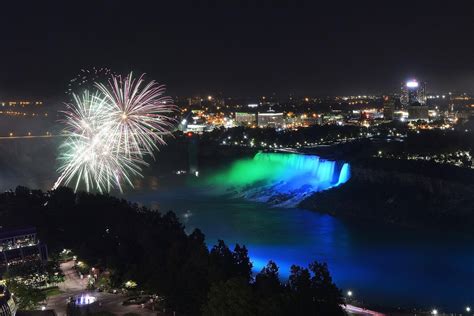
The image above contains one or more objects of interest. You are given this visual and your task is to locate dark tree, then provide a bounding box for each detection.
[254,261,281,297]
[202,278,255,316]
[287,262,346,316]
[254,261,286,316]
[310,262,345,315]
[208,240,235,283]
[233,244,252,282]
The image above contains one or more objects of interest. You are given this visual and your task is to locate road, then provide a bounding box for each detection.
[344,304,387,316]
[45,260,160,316]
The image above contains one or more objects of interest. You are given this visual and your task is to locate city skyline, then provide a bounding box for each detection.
[0,1,473,98]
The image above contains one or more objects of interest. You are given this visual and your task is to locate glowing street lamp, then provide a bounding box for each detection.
[347,290,353,297]
[431,309,438,315]
[466,306,471,312]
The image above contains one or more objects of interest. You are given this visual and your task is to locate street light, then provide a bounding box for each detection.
[466,306,471,312]
[431,309,438,315]
[347,290,353,297]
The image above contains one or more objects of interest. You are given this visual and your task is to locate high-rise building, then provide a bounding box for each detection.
[401,79,429,121]
[382,96,396,120]
[0,227,48,270]
[400,79,426,107]
[408,102,429,121]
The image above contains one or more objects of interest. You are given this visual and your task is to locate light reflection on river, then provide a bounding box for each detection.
[126,175,474,311]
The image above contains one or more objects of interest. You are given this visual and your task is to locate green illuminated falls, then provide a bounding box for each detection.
[206,152,350,207]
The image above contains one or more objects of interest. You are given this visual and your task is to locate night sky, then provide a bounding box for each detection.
[1,1,473,98]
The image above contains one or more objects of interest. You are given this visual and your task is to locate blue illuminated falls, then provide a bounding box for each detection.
[207,152,351,207]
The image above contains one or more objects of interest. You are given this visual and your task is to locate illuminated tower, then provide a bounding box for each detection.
[400,79,426,107]
[401,79,428,121]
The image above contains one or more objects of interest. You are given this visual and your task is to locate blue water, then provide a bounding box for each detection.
[127,182,474,311]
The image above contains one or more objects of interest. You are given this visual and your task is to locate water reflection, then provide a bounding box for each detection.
[126,182,474,310]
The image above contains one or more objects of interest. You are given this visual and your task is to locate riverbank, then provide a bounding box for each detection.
[300,158,474,230]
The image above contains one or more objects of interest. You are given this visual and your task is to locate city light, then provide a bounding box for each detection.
[406,80,419,88]
[467,306,471,312]
[347,290,353,297]
[431,309,438,315]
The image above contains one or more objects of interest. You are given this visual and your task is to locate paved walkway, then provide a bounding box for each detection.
[45,260,160,316]
[57,261,88,292]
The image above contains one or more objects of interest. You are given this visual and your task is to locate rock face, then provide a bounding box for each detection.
[300,160,474,229]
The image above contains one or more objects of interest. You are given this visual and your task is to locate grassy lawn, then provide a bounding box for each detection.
[42,287,63,297]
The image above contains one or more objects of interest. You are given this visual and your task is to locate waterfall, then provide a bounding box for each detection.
[208,152,351,207]
[337,163,351,185]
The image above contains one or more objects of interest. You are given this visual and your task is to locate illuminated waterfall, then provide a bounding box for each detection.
[208,152,350,207]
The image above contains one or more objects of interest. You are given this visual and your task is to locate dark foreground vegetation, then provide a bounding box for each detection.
[0,186,346,315]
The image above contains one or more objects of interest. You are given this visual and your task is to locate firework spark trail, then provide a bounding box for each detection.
[54,72,176,192]
[96,73,176,158]
[66,67,116,99]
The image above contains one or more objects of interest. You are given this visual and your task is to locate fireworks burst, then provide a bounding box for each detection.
[67,67,116,99]
[54,72,176,192]
[96,73,176,158]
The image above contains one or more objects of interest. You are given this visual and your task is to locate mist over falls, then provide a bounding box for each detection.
[206,152,351,207]
[0,138,59,191]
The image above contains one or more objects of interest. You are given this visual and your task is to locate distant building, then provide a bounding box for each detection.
[185,124,211,134]
[257,112,284,128]
[408,102,429,121]
[235,112,256,126]
[383,96,396,120]
[0,101,43,107]
[0,227,48,271]
[400,79,429,121]
[400,79,426,107]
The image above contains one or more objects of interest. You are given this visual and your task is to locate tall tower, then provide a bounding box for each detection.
[383,96,395,120]
[401,79,428,121]
[400,79,426,107]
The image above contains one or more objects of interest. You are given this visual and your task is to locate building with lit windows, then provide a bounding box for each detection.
[0,227,48,271]
[400,79,426,107]
[400,79,429,121]
[257,112,284,128]
[408,102,429,121]
[235,112,256,126]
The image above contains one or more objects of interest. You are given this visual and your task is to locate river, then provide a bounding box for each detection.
[126,177,474,311]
